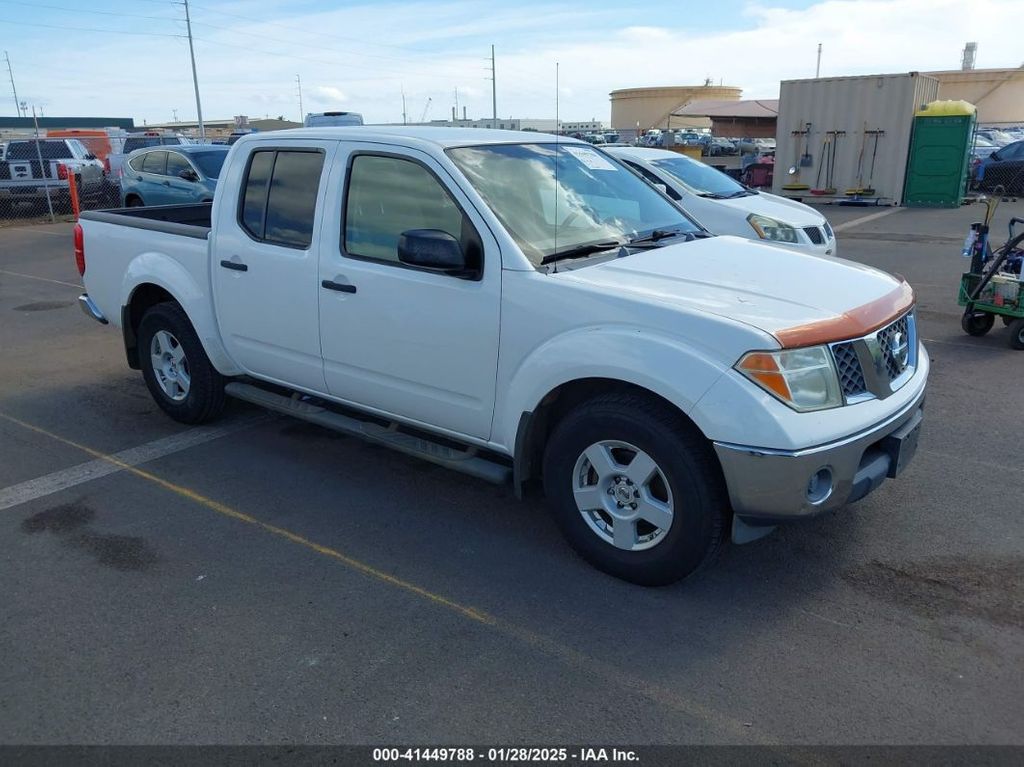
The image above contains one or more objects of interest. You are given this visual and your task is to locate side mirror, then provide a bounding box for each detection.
[179,169,199,181]
[397,229,466,272]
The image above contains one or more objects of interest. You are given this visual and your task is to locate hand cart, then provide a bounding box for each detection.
[958,201,1024,349]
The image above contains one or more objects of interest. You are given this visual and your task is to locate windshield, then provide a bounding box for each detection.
[447,143,700,266]
[190,151,227,179]
[650,155,748,197]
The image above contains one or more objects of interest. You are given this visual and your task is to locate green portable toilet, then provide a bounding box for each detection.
[903,100,977,207]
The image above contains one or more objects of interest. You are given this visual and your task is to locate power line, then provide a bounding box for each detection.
[2,18,184,37]
[187,0,445,55]
[0,0,179,22]
[185,17,479,79]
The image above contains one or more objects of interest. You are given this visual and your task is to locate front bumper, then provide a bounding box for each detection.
[713,385,925,523]
[78,293,108,324]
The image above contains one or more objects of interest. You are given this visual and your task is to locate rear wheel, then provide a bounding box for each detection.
[961,311,995,336]
[125,195,144,208]
[1008,318,1024,350]
[138,302,226,424]
[542,392,728,586]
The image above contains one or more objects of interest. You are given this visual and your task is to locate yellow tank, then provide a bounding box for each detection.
[915,99,977,117]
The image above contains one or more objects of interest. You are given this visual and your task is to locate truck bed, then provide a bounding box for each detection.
[80,203,212,239]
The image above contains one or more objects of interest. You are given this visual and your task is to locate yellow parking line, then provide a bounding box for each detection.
[0,410,774,743]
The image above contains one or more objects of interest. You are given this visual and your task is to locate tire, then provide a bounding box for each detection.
[138,302,226,424]
[1008,318,1024,350]
[542,392,728,586]
[126,195,144,207]
[961,311,995,336]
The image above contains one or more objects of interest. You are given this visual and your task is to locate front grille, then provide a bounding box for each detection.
[876,314,911,381]
[803,226,824,244]
[832,342,867,397]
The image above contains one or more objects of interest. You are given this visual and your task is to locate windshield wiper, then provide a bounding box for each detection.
[541,240,624,265]
[626,229,693,247]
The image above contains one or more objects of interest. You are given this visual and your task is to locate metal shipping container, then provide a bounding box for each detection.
[773,73,940,203]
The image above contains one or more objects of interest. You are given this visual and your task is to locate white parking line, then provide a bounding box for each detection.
[0,269,83,289]
[0,417,266,512]
[832,207,903,232]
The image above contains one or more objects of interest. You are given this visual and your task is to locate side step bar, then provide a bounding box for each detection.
[224,382,512,486]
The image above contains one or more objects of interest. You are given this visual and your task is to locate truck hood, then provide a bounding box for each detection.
[560,236,912,347]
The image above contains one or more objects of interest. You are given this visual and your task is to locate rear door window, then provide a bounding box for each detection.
[165,152,191,178]
[141,151,167,175]
[239,149,324,249]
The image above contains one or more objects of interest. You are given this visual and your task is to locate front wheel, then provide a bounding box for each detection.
[542,393,728,586]
[961,311,995,336]
[1008,318,1024,350]
[138,302,226,424]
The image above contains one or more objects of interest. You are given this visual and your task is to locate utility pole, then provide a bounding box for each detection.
[4,51,22,117]
[490,45,497,125]
[182,0,205,140]
[172,108,179,122]
[401,86,407,125]
[454,88,459,123]
[295,74,304,123]
[816,43,822,78]
[31,106,55,221]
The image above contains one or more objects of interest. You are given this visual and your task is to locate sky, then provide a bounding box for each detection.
[1,0,1022,126]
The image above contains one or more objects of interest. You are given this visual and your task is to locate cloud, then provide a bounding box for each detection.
[4,0,1022,125]
[312,86,348,105]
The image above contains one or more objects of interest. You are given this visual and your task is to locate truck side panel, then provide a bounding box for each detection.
[80,218,242,376]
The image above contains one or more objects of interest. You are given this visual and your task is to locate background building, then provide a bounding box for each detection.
[143,116,301,139]
[671,99,779,138]
[609,84,742,138]
[927,67,1024,125]
[0,115,135,140]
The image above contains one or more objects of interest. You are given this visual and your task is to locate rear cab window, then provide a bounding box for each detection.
[238,148,325,249]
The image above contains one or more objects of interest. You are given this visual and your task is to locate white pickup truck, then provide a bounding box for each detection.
[76,127,928,585]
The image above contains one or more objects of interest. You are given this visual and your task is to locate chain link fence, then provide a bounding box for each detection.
[0,133,123,226]
[968,122,1024,198]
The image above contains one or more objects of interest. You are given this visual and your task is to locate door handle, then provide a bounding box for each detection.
[321,279,356,294]
[162,180,171,186]
[220,259,248,272]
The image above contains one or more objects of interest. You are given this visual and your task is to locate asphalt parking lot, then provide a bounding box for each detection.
[1,202,1022,747]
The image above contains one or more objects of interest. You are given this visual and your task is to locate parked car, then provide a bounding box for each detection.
[120,145,229,207]
[107,132,193,179]
[0,138,110,213]
[974,139,1024,194]
[703,137,737,157]
[304,111,363,127]
[77,127,927,585]
[975,129,1015,147]
[607,146,835,255]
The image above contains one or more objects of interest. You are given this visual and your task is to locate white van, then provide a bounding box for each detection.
[303,111,364,128]
[607,146,836,256]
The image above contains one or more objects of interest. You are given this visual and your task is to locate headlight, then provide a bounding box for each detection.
[736,346,842,411]
[748,214,799,243]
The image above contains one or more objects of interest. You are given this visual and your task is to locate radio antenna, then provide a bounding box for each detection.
[553,61,560,273]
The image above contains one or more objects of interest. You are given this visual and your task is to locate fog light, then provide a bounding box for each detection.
[806,467,833,504]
